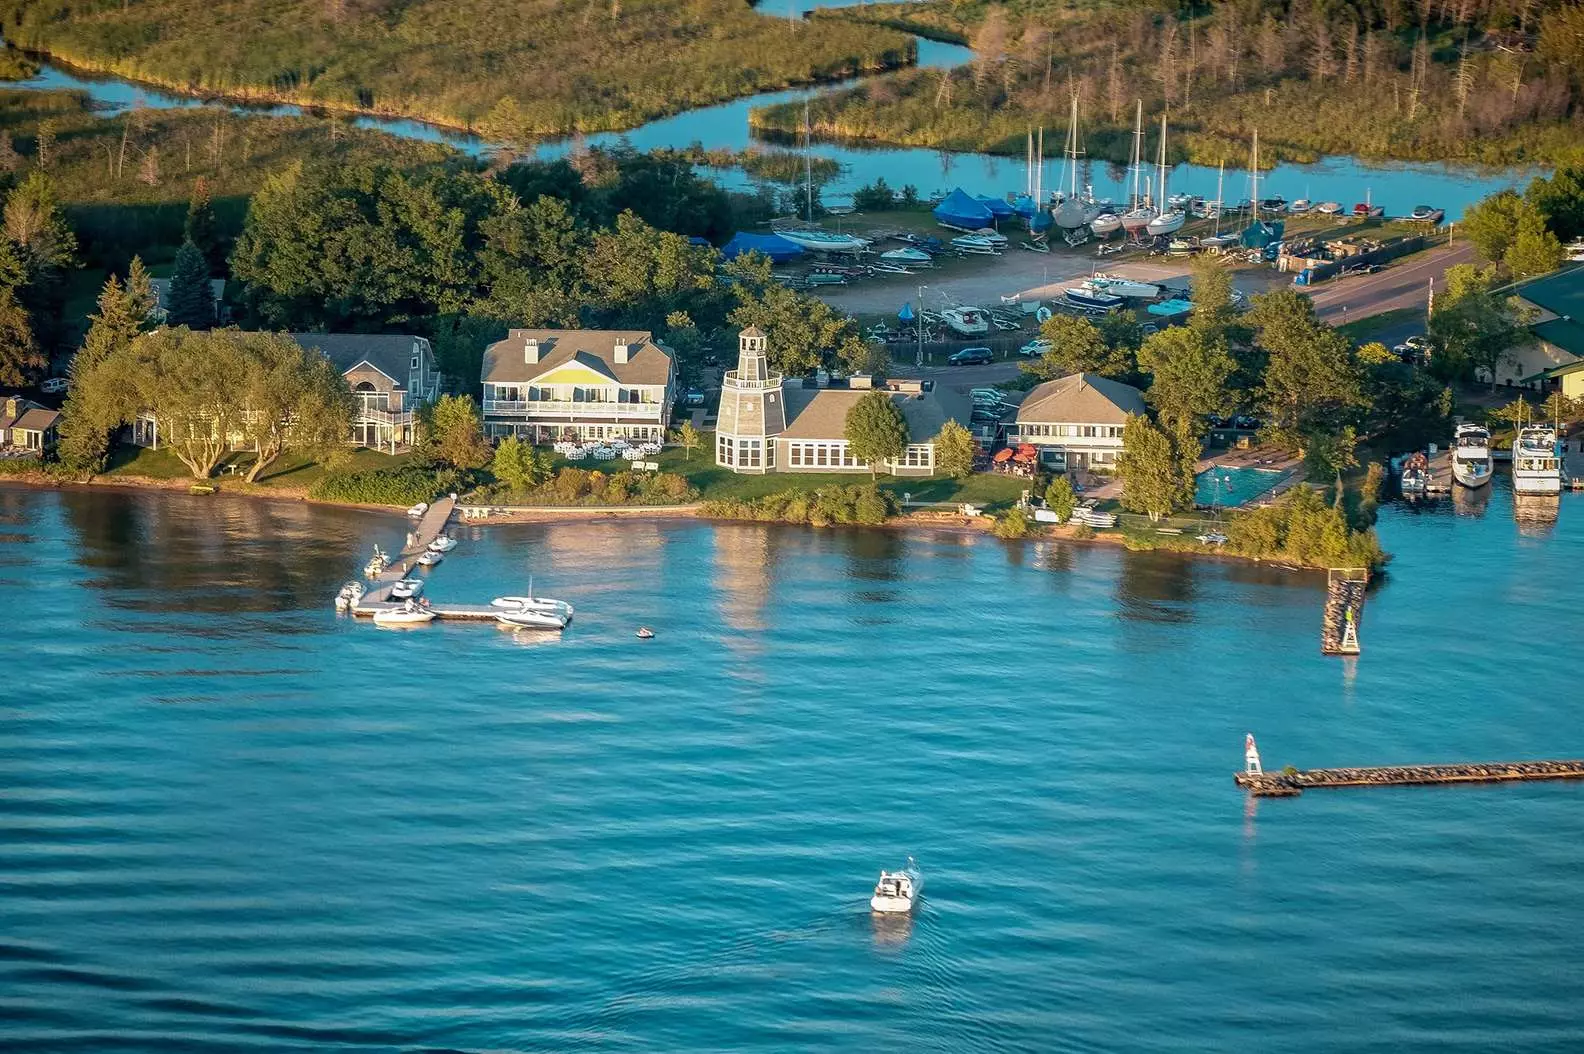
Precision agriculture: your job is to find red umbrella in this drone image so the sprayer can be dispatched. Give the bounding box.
[992,448,1014,463]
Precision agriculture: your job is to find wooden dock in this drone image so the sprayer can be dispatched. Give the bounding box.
[1425,445,1453,494]
[361,495,457,604]
[1320,567,1367,655]
[351,601,503,622]
[1236,759,1584,797]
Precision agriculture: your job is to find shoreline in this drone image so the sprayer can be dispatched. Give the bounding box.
[0,471,1338,575]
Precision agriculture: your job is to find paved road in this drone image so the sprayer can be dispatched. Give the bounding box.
[1305,239,1474,324]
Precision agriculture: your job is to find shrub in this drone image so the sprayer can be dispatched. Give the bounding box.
[700,484,892,527]
[992,506,1032,538]
[1071,522,1095,540]
[309,465,444,507]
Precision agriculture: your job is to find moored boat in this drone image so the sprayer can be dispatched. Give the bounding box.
[1315,201,1345,215]
[373,601,436,626]
[1064,287,1124,311]
[427,535,458,553]
[1512,426,1562,495]
[1401,450,1429,494]
[496,608,569,631]
[1451,424,1493,488]
[364,545,390,578]
[416,549,444,567]
[870,857,922,914]
[334,581,366,611]
[1410,205,1445,224]
[391,577,424,600]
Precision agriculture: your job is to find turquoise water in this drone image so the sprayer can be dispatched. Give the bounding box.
[2,482,1582,1050]
[1196,465,1285,507]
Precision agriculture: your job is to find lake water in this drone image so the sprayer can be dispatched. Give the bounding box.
[3,481,1582,1051]
[9,1,1537,220]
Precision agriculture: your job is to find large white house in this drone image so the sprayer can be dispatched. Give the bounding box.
[1010,373,1146,471]
[480,329,675,443]
[715,327,968,475]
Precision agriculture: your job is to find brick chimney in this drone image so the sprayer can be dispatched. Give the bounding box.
[614,340,630,364]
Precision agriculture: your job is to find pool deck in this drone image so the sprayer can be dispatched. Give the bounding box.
[1083,447,1302,505]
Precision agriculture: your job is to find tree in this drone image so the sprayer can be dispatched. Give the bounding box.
[76,272,145,374]
[1247,288,1362,451]
[125,256,155,324]
[854,484,890,525]
[1504,207,1565,278]
[427,394,492,471]
[1541,391,1581,424]
[165,240,214,330]
[843,389,908,478]
[674,420,702,461]
[1189,254,1239,339]
[1028,313,1132,380]
[1306,425,1360,508]
[3,173,76,275]
[1491,395,1535,428]
[932,419,975,479]
[1044,475,1077,521]
[1459,189,1527,263]
[184,177,222,271]
[0,280,41,386]
[237,332,356,482]
[1526,164,1584,244]
[1427,265,1528,389]
[1117,413,1186,522]
[1137,324,1238,437]
[726,254,862,376]
[491,434,551,490]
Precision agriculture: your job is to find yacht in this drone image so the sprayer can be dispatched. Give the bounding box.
[416,549,444,567]
[1084,274,1160,300]
[491,595,575,622]
[1143,114,1185,236]
[1450,424,1493,488]
[870,858,923,914]
[391,577,424,600]
[1064,287,1124,311]
[1146,210,1185,236]
[941,306,991,336]
[427,535,458,553]
[373,601,436,626]
[496,608,569,631]
[1512,426,1562,494]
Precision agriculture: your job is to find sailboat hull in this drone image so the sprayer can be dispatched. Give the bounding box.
[1146,212,1186,237]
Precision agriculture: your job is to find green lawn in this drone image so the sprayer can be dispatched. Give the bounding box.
[103,444,414,489]
[1334,306,1422,344]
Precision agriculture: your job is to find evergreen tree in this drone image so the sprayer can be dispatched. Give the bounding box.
[184,177,222,271]
[125,255,156,323]
[164,239,214,330]
[76,272,144,374]
[0,281,41,387]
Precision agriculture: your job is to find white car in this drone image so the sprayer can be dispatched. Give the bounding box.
[40,377,68,394]
[1018,338,1053,357]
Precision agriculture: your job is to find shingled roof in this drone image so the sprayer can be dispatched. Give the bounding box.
[481,329,673,386]
[1016,373,1146,424]
[778,384,967,442]
[290,333,423,390]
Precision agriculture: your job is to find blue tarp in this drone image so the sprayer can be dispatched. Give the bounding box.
[976,195,1017,218]
[898,301,916,322]
[1241,219,1285,249]
[933,188,995,229]
[721,232,805,263]
[1011,194,1040,217]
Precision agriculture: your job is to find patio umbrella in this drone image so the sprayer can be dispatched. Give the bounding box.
[992,448,1014,463]
[898,301,915,323]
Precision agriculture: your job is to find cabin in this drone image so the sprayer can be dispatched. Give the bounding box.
[1008,373,1146,472]
[479,329,675,444]
[0,396,60,454]
[714,327,968,475]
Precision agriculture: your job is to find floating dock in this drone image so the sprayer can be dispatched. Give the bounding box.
[1320,567,1367,655]
[1236,759,1584,797]
[351,601,504,621]
[1425,446,1453,494]
[360,496,456,605]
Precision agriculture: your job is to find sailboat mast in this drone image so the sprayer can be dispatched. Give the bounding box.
[1130,100,1143,209]
[1069,94,1080,200]
[1214,160,1224,236]
[1158,113,1168,209]
[803,100,813,223]
[1249,128,1259,222]
[1036,127,1044,204]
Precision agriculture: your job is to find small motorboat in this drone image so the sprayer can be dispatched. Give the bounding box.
[880,246,932,265]
[407,502,428,519]
[1315,201,1345,215]
[427,535,458,553]
[870,858,922,914]
[1410,204,1445,224]
[334,581,365,611]
[1064,287,1124,311]
[496,608,569,631]
[416,550,444,567]
[364,545,389,579]
[636,627,655,639]
[1084,275,1160,300]
[1289,198,1313,214]
[391,578,424,600]
[491,597,574,620]
[373,601,436,626]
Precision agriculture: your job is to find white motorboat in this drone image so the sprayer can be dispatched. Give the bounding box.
[427,535,458,553]
[773,228,871,253]
[1451,424,1493,488]
[496,608,569,631]
[364,545,389,579]
[491,597,575,620]
[1090,212,1123,236]
[870,858,923,914]
[1084,275,1161,300]
[940,306,991,336]
[1064,287,1124,311]
[1289,198,1313,214]
[1316,201,1345,215]
[1146,210,1186,236]
[373,601,436,626]
[416,549,444,567]
[950,234,1002,255]
[391,577,424,600]
[880,246,932,265]
[407,502,428,519]
[1410,204,1445,224]
[334,581,365,611]
[1512,426,1561,495]
[636,627,655,639]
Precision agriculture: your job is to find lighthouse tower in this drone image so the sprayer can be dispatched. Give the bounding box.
[715,327,784,473]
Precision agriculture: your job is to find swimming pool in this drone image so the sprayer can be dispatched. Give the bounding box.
[1195,465,1285,507]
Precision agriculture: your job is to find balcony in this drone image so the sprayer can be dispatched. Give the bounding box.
[722,368,782,391]
[354,406,413,426]
[482,399,665,421]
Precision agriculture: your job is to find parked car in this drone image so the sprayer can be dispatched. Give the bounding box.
[681,387,706,407]
[1018,338,1052,357]
[40,377,68,394]
[949,346,993,366]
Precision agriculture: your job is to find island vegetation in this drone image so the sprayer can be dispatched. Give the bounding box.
[0,0,914,138]
[755,0,1584,166]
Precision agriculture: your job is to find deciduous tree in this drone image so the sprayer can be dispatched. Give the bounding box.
[932,419,975,479]
[1136,324,1238,437]
[674,420,702,461]
[426,393,493,471]
[1117,413,1185,522]
[1029,313,1132,380]
[491,434,552,490]
[844,389,908,478]
[1247,288,1363,451]
[238,332,356,481]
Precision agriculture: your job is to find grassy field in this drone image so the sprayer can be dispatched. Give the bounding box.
[1,0,913,138]
[1334,306,1423,344]
[103,444,414,491]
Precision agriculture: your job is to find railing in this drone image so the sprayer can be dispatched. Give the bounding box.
[354,406,412,425]
[722,368,782,390]
[481,399,664,420]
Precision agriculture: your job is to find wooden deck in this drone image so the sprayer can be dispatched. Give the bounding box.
[1425,446,1453,494]
[1236,760,1584,797]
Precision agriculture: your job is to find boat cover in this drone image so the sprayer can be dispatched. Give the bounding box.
[976,195,1017,218]
[1241,219,1285,248]
[898,301,916,322]
[722,232,805,263]
[933,188,995,228]
[1012,194,1040,217]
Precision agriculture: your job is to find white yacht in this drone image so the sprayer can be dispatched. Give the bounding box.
[416,549,444,567]
[391,578,424,600]
[941,306,991,336]
[1450,424,1493,488]
[492,595,575,622]
[870,858,922,914]
[1084,274,1161,300]
[427,535,458,553]
[373,601,436,626]
[496,608,569,631]
[1512,426,1562,494]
